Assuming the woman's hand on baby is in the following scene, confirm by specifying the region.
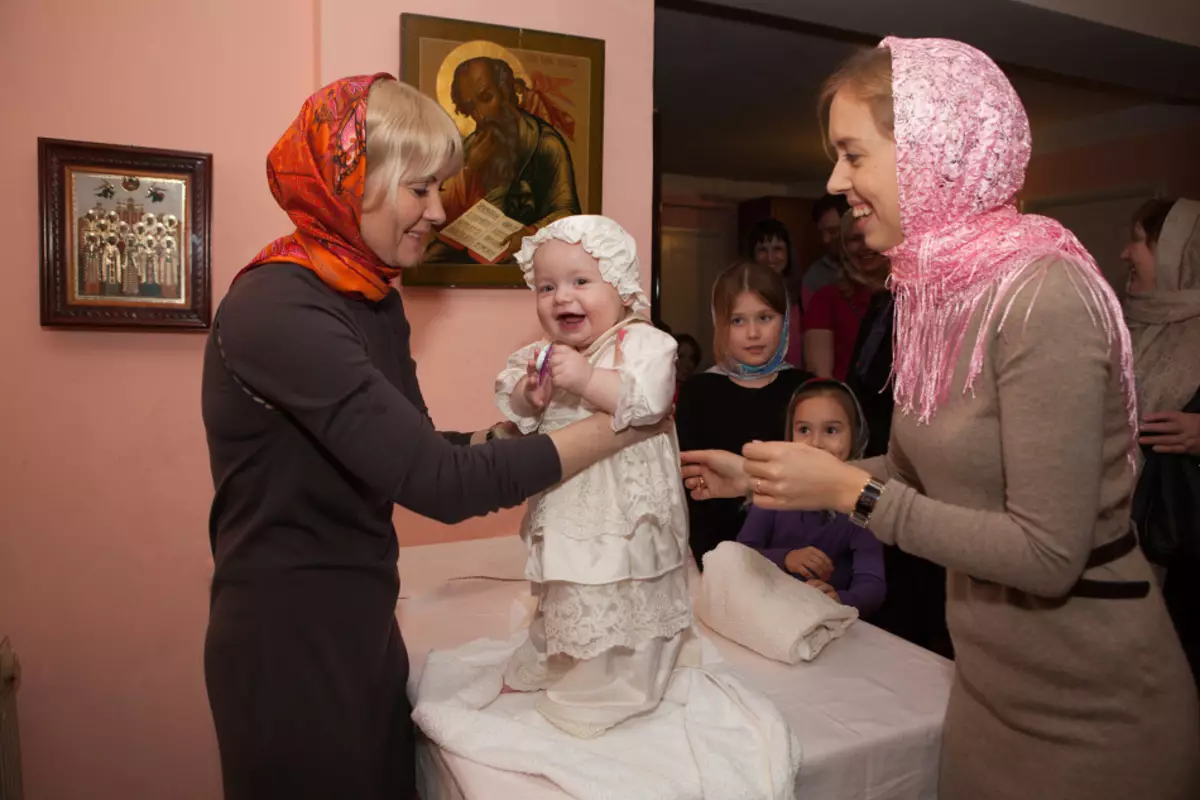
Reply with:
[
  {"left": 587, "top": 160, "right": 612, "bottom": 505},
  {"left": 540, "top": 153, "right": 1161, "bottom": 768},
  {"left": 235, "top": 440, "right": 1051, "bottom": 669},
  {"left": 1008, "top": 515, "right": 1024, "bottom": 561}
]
[
  {"left": 546, "top": 346, "right": 594, "bottom": 396},
  {"left": 784, "top": 547, "right": 834, "bottom": 581},
  {"left": 805, "top": 578, "right": 841, "bottom": 603},
  {"left": 523, "top": 359, "right": 554, "bottom": 409},
  {"left": 486, "top": 420, "right": 522, "bottom": 440}
]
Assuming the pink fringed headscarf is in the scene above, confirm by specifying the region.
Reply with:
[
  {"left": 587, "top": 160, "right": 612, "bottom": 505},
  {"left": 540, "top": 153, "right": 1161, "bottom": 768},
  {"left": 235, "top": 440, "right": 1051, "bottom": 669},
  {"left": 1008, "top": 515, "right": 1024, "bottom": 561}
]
[{"left": 881, "top": 37, "right": 1138, "bottom": 461}]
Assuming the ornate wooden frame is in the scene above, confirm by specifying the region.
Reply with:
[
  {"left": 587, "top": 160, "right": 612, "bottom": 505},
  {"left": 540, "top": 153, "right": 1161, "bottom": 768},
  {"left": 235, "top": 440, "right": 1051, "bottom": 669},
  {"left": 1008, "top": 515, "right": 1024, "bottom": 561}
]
[
  {"left": 38, "top": 138, "right": 213, "bottom": 329},
  {"left": 398, "top": 14, "right": 605, "bottom": 288}
]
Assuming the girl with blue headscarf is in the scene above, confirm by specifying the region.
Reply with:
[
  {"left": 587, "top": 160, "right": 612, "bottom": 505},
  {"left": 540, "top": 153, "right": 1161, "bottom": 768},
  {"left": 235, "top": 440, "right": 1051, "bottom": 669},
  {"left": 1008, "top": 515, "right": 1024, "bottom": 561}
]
[{"left": 676, "top": 260, "right": 813, "bottom": 565}]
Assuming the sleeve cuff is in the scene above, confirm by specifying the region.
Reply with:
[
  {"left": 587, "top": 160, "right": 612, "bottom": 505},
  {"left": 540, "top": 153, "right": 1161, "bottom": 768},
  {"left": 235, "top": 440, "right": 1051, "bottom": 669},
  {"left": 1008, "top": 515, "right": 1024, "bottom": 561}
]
[
  {"left": 611, "top": 370, "right": 669, "bottom": 431},
  {"left": 865, "top": 479, "right": 910, "bottom": 546},
  {"left": 494, "top": 391, "right": 543, "bottom": 435}
]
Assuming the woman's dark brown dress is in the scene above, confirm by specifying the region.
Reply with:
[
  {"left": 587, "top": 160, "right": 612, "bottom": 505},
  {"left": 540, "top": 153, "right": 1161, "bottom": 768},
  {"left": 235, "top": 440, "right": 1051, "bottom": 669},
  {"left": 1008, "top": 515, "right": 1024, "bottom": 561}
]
[{"left": 202, "top": 264, "right": 560, "bottom": 799}]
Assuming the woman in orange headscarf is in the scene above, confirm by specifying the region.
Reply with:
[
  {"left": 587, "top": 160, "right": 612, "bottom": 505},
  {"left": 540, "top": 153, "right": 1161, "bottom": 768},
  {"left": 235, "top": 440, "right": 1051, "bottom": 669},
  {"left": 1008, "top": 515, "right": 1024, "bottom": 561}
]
[{"left": 201, "top": 75, "right": 661, "bottom": 799}]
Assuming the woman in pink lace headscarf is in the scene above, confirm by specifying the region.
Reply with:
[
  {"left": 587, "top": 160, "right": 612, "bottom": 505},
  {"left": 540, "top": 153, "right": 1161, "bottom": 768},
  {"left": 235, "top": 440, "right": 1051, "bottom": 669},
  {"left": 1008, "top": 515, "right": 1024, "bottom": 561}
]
[{"left": 682, "top": 37, "right": 1199, "bottom": 799}]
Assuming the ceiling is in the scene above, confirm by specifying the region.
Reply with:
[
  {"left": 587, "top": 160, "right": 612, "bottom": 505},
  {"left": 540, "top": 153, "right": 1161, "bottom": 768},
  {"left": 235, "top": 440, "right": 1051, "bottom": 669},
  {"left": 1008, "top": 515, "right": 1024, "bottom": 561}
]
[
  {"left": 1012, "top": 0, "right": 1200, "bottom": 49},
  {"left": 655, "top": 0, "right": 1200, "bottom": 184}
]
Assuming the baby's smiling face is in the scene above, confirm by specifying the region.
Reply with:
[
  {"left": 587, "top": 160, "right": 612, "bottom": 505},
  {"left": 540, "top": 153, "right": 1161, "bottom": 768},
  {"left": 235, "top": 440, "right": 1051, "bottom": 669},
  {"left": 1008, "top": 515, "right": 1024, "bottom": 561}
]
[{"left": 532, "top": 240, "right": 625, "bottom": 349}]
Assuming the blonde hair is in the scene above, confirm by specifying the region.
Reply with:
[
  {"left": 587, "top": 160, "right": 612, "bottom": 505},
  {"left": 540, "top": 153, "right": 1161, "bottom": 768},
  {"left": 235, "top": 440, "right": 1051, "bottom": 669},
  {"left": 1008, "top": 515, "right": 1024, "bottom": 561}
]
[
  {"left": 819, "top": 46, "right": 895, "bottom": 146},
  {"left": 363, "top": 80, "right": 463, "bottom": 208},
  {"left": 710, "top": 260, "right": 789, "bottom": 366}
]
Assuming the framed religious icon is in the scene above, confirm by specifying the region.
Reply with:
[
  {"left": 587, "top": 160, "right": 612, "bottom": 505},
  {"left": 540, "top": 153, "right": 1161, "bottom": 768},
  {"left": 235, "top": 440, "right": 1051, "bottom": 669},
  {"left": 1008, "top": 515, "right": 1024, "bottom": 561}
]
[
  {"left": 399, "top": 14, "right": 605, "bottom": 287},
  {"left": 38, "top": 138, "right": 213, "bottom": 329}
]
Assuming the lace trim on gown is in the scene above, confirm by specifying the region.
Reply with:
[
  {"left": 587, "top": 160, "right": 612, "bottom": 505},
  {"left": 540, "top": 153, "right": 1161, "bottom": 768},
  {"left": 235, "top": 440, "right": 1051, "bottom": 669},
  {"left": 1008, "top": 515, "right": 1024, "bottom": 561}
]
[{"left": 539, "top": 568, "right": 692, "bottom": 660}]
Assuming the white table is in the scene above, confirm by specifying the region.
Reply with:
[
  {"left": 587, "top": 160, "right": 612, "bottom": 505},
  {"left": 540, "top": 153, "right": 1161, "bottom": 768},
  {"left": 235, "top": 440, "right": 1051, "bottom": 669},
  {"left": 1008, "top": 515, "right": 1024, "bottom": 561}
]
[{"left": 398, "top": 536, "right": 953, "bottom": 800}]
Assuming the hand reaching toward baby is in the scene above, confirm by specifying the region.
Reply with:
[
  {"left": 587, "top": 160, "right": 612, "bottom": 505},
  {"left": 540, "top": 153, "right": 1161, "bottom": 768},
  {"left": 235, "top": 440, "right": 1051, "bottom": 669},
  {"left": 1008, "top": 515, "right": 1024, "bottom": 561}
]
[{"left": 546, "top": 345, "right": 594, "bottom": 396}]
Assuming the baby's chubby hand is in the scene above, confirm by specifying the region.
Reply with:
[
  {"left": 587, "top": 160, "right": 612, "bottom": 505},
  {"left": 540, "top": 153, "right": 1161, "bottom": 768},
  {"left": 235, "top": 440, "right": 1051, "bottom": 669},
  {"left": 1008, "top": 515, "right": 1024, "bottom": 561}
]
[
  {"left": 546, "top": 346, "right": 594, "bottom": 396},
  {"left": 523, "top": 355, "right": 555, "bottom": 409}
]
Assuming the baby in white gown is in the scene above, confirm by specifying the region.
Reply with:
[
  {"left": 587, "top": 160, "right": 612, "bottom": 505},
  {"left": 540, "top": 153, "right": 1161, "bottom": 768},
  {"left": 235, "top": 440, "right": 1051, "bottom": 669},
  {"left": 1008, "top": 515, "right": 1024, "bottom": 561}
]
[{"left": 495, "top": 215, "right": 692, "bottom": 738}]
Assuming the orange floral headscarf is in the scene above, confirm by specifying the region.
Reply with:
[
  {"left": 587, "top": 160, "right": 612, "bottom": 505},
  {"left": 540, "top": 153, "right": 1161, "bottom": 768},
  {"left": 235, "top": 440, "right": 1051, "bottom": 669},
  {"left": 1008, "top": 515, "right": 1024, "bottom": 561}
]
[{"left": 236, "top": 73, "right": 398, "bottom": 300}]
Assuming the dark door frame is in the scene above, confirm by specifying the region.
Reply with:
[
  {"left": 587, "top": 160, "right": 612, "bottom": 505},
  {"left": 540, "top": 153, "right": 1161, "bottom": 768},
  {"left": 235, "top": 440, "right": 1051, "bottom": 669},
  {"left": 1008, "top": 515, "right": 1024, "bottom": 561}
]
[{"left": 650, "top": 108, "right": 663, "bottom": 326}]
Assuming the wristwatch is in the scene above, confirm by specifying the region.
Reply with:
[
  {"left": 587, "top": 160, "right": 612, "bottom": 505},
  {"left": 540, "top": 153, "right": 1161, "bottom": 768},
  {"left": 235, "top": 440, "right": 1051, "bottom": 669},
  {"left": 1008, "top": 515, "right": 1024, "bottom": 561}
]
[{"left": 849, "top": 478, "right": 886, "bottom": 528}]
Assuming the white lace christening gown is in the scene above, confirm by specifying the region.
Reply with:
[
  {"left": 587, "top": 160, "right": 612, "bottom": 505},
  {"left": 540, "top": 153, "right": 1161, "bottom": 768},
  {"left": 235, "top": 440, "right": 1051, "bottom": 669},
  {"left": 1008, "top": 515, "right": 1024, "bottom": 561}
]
[{"left": 494, "top": 317, "right": 693, "bottom": 738}]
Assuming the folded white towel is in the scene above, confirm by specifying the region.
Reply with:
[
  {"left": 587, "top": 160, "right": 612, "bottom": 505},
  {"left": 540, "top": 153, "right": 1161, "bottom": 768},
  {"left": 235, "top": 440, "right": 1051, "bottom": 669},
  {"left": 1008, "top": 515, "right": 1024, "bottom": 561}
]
[{"left": 696, "top": 542, "right": 858, "bottom": 664}]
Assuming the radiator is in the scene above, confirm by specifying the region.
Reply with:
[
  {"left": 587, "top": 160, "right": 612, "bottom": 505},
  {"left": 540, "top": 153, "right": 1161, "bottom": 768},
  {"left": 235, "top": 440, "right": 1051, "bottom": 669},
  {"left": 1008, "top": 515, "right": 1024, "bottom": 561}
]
[{"left": 0, "top": 638, "right": 22, "bottom": 800}]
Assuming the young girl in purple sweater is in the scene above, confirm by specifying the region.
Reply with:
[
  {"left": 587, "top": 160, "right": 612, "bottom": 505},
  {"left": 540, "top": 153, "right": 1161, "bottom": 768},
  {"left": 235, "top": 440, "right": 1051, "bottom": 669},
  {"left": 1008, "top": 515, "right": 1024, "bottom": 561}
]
[{"left": 736, "top": 379, "right": 886, "bottom": 616}]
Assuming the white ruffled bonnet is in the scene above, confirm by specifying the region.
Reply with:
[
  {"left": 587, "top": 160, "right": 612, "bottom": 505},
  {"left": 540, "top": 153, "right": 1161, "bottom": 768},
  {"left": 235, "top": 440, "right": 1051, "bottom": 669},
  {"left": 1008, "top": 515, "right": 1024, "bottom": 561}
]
[{"left": 513, "top": 215, "right": 650, "bottom": 316}]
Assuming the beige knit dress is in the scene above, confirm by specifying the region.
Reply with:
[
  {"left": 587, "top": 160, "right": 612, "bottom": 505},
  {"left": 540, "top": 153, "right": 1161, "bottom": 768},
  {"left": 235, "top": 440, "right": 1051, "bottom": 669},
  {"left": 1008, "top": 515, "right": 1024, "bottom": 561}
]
[{"left": 863, "top": 259, "right": 1200, "bottom": 800}]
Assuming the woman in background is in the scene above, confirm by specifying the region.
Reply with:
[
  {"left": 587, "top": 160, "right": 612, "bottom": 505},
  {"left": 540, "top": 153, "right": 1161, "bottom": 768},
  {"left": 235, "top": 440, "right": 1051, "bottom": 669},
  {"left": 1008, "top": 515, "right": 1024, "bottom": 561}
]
[
  {"left": 1122, "top": 197, "right": 1200, "bottom": 686},
  {"left": 804, "top": 212, "right": 890, "bottom": 380},
  {"left": 749, "top": 218, "right": 805, "bottom": 368},
  {"left": 1123, "top": 198, "right": 1200, "bottom": 458}
]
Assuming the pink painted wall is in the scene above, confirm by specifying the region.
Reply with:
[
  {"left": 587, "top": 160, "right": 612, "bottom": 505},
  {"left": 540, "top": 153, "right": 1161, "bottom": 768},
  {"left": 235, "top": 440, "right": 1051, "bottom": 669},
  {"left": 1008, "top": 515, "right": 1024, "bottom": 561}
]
[
  {"left": 0, "top": 2, "right": 313, "bottom": 798},
  {"left": 0, "top": 0, "right": 653, "bottom": 797}
]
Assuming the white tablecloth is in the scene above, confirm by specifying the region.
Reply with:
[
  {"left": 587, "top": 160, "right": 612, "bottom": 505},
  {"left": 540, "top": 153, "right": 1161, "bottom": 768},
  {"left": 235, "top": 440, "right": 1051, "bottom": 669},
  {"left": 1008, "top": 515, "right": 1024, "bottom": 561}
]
[{"left": 398, "top": 536, "right": 953, "bottom": 800}]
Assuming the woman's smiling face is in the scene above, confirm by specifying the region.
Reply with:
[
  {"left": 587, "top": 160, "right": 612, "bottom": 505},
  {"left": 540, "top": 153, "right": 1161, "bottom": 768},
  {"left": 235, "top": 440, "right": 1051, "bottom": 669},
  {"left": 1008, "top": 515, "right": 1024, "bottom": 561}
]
[{"left": 825, "top": 90, "right": 903, "bottom": 253}]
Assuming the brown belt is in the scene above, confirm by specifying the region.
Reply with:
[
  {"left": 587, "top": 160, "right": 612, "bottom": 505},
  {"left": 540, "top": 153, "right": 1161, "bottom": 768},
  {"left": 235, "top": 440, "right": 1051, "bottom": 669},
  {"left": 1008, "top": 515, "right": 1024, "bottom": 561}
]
[
  {"left": 1069, "top": 529, "right": 1150, "bottom": 600},
  {"left": 969, "top": 529, "right": 1150, "bottom": 600}
]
